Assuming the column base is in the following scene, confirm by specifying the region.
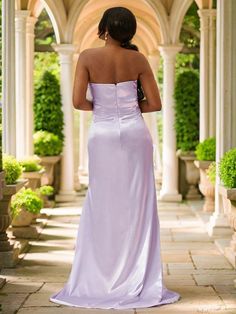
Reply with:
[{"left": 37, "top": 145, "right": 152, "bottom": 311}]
[
  {"left": 207, "top": 212, "right": 233, "bottom": 236},
  {"left": 55, "top": 190, "right": 77, "bottom": 202},
  {"left": 158, "top": 191, "right": 182, "bottom": 202},
  {"left": 0, "top": 277, "right": 6, "bottom": 288},
  {"left": 0, "top": 248, "right": 19, "bottom": 268},
  {"left": 225, "top": 246, "right": 236, "bottom": 268},
  {"left": 215, "top": 238, "right": 236, "bottom": 268}
]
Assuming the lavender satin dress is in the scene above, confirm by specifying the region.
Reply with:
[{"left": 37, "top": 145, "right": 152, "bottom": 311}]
[{"left": 49, "top": 79, "right": 180, "bottom": 309}]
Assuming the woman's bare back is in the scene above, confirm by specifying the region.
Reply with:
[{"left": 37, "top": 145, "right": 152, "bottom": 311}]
[
  {"left": 84, "top": 46, "right": 142, "bottom": 84},
  {"left": 73, "top": 46, "right": 162, "bottom": 112}
]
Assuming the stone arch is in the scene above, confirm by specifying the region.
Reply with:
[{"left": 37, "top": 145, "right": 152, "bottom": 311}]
[
  {"left": 73, "top": 15, "right": 159, "bottom": 55},
  {"left": 66, "top": 0, "right": 169, "bottom": 44},
  {"left": 26, "top": 0, "right": 67, "bottom": 43},
  {"left": 169, "top": 0, "right": 194, "bottom": 44},
  {"left": 77, "top": 23, "right": 150, "bottom": 55}
]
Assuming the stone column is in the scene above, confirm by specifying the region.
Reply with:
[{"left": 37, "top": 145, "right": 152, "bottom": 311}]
[
  {"left": 15, "top": 10, "right": 30, "bottom": 159},
  {"left": 2, "top": 0, "right": 16, "bottom": 156},
  {"left": 1, "top": 0, "right": 15, "bottom": 287},
  {"left": 26, "top": 16, "right": 37, "bottom": 156},
  {"left": 146, "top": 52, "right": 162, "bottom": 179},
  {"left": 52, "top": 44, "right": 77, "bottom": 202},
  {"left": 207, "top": 0, "right": 236, "bottom": 236},
  {"left": 198, "top": 9, "right": 217, "bottom": 141},
  {"left": 158, "top": 45, "right": 182, "bottom": 202}
]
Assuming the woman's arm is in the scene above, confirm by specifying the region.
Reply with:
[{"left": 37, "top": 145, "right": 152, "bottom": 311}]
[
  {"left": 137, "top": 53, "right": 162, "bottom": 113},
  {"left": 72, "top": 50, "right": 93, "bottom": 111}
]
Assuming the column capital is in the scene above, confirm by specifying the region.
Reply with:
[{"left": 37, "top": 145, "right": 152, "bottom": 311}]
[
  {"left": 26, "top": 16, "right": 38, "bottom": 35},
  {"left": 158, "top": 44, "right": 183, "bottom": 59},
  {"left": 198, "top": 8, "right": 217, "bottom": 18},
  {"left": 15, "top": 10, "right": 31, "bottom": 19},
  {"left": 52, "top": 43, "right": 76, "bottom": 55},
  {"left": 147, "top": 50, "right": 160, "bottom": 58}
]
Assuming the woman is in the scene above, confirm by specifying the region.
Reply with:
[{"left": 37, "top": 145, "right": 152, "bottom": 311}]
[{"left": 50, "top": 6, "right": 180, "bottom": 309}]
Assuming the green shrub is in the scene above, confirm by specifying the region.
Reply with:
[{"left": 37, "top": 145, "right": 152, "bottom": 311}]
[
  {"left": 39, "top": 185, "right": 54, "bottom": 196},
  {"left": 206, "top": 161, "right": 216, "bottom": 185},
  {"left": 10, "top": 187, "right": 43, "bottom": 218},
  {"left": 34, "top": 70, "right": 64, "bottom": 142},
  {"left": 195, "top": 137, "right": 216, "bottom": 161},
  {"left": 19, "top": 157, "right": 43, "bottom": 172},
  {"left": 174, "top": 70, "right": 199, "bottom": 152},
  {"left": 33, "top": 130, "right": 63, "bottom": 156},
  {"left": 3, "top": 154, "right": 22, "bottom": 184},
  {"left": 219, "top": 148, "right": 236, "bottom": 188}
]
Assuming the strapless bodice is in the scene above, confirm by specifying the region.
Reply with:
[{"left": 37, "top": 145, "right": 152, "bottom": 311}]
[{"left": 89, "top": 79, "right": 142, "bottom": 122}]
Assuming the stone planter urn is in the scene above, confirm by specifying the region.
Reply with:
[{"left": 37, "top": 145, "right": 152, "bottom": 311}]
[
  {"left": 0, "top": 178, "right": 28, "bottom": 267},
  {"left": 11, "top": 208, "right": 35, "bottom": 227},
  {"left": 177, "top": 150, "right": 201, "bottom": 199},
  {"left": 21, "top": 168, "right": 45, "bottom": 190},
  {"left": 38, "top": 155, "right": 61, "bottom": 186},
  {"left": 41, "top": 194, "right": 55, "bottom": 208},
  {"left": 194, "top": 160, "right": 215, "bottom": 212},
  {"left": 219, "top": 185, "right": 236, "bottom": 267}
]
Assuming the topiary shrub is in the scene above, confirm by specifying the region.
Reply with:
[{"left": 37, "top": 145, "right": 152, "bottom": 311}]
[
  {"left": 219, "top": 148, "right": 236, "bottom": 188},
  {"left": 3, "top": 154, "right": 22, "bottom": 185},
  {"left": 19, "top": 157, "right": 43, "bottom": 172},
  {"left": 39, "top": 185, "right": 54, "bottom": 196},
  {"left": 10, "top": 187, "right": 43, "bottom": 218},
  {"left": 195, "top": 137, "right": 216, "bottom": 161},
  {"left": 34, "top": 70, "right": 64, "bottom": 142},
  {"left": 174, "top": 70, "right": 199, "bottom": 152},
  {"left": 206, "top": 161, "right": 216, "bottom": 185},
  {"left": 33, "top": 130, "right": 63, "bottom": 156}
]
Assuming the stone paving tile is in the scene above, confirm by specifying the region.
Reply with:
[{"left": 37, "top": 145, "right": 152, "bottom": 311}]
[
  {"left": 23, "top": 293, "right": 59, "bottom": 307},
  {"left": 167, "top": 262, "right": 195, "bottom": 270},
  {"left": 1, "top": 199, "right": 236, "bottom": 314},
  {"left": 192, "top": 255, "right": 234, "bottom": 269},
  {"left": 0, "top": 293, "right": 28, "bottom": 314},
  {"left": 214, "top": 285, "right": 236, "bottom": 294},
  {"left": 162, "top": 253, "right": 191, "bottom": 263},
  {"left": 163, "top": 274, "right": 196, "bottom": 286},
  {"left": 37, "top": 282, "right": 64, "bottom": 294},
  {"left": 162, "top": 241, "right": 217, "bottom": 250},
  {"left": 18, "top": 307, "right": 135, "bottom": 313},
  {"left": 160, "top": 235, "right": 173, "bottom": 241},
  {"left": 219, "top": 294, "right": 236, "bottom": 309},
  {"left": 171, "top": 227, "right": 205, "bottom": 233},
  {"left": 136, "top": 296, "right": 226, "bottom": 313},
  {"left": 0, "top": 281, "right": 43, "bottom": 293},
  {"left": 172, "top": 233, "right": 212, "bottom": 242},
  {"left": 190, "top": 249, "right": 222, "bottom": 255},
  {"left": 1, "top": 265, "right": 70, "bottom": 283},
  {"left": 194, "top": 274, "right": 236, "bottom": 285}
]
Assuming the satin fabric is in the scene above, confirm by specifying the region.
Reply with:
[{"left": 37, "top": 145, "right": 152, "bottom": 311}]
[{"left": 49, "top": 79, "right": 180, "bottom": 309}]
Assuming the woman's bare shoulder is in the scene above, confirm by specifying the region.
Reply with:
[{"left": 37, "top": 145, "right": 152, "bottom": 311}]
[
  {"left": 80, "top": 47, "right": 143, "bottom": 57},
  {"left": 78, "top": 47, "right": 147, "bottom": 70}
]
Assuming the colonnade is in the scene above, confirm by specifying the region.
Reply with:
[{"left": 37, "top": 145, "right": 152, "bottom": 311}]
[
  {"left": 208, "top": 0, "right": 236, "bottom": 236},
  {"left": 2, "top": 0, "right": 236, "bottom": 213}
]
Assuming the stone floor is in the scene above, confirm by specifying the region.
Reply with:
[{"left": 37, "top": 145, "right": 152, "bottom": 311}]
[{"left": 0, "top": 189, "right": 236, "bottom": 314}]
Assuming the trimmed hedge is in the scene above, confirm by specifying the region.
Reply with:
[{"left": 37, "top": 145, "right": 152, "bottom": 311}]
[
  {"left": 34, "top": 71, "right": 64, "bottom": 142},
  {"left": 33, "top": 130, "right": 63, "bottom": 156},
  {"left": 195, "top": 137, "right": 216, "bottom": 161},
  {"left": 174, "top": 70, "right": 199, "bottom": 152},
  {"left": 219, "top": 148, "right": 236, "bottom": 188}
]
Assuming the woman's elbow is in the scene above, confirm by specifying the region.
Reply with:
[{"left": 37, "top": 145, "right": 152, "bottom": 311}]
[{"left": 73, "top": 96, "right": 82, "bottom": 110}]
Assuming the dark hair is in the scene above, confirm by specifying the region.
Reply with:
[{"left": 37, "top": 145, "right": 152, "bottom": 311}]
[{"left": 98, "top": 7, "right": 145, "bottom": 101}]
